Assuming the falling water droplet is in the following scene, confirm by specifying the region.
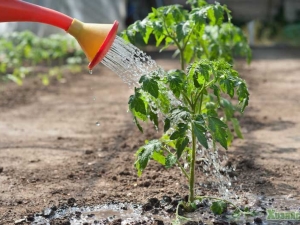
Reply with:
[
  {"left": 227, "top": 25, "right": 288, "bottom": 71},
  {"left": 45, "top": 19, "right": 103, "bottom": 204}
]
[
  {"left": 89, "top": 70, "right": 93, "bottom": 75},
  {"left": 96, "top": 121, "right": 100, "bottom": 126}
]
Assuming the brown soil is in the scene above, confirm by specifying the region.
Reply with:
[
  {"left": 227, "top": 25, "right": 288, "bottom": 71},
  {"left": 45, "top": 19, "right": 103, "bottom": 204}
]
[{"left": 0, "top": 48, "right": 300, "bottom": 224}]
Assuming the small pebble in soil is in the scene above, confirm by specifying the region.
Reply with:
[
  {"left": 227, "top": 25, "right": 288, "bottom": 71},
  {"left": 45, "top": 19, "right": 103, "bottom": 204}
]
[
  {"left": 14, "top": 218, "right": 26, "bottom": 225},
  {"left": 43, "top": 207, "right": 54, "bottom": 218},
  {"left": 0, "top": 166, "right": 3, "bottom": 173}
]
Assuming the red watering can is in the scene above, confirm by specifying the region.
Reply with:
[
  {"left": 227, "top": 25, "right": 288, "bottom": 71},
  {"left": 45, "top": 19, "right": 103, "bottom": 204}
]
[{"left": 0, "top": 0, "right": 119, "bottom": 70}]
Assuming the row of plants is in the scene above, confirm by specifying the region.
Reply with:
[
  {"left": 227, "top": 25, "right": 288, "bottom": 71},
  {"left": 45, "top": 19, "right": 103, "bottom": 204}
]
[
  {"left": 0, "top": 31, "right": 85, "bottom": 85},
  {"left": 122, "top": 0, "right": 253, "bottom": 222}
]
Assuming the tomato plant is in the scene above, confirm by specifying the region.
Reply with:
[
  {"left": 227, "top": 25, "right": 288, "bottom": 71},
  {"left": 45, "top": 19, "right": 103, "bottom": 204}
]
[
  {"left": 122, "top": 0, "right": 252, "bottom": 218},
  {"left": 0, "top": 31, "right": 85, "bottom": 85}
]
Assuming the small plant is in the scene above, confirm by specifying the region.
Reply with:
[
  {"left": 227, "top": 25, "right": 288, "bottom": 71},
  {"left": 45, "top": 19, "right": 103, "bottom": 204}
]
[
  {"left": 122, "top": 0, "right": 252, "bottom": 219},
  {"left": 0, "top": 31, "right": 85, "bottom": 85}
]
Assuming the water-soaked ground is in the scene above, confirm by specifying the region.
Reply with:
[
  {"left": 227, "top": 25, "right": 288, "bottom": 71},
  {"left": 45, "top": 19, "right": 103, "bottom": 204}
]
[
  {"left": 1, "top": 48, "right": 300, "bottom": 224},
  {"left": 19, "top": 194, "right": 300, "bottom": 224}
]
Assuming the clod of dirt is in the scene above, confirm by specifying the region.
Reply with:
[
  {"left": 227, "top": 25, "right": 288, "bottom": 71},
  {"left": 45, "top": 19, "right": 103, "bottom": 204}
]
[
  {"left": 154, "top": 220, "right": 164, "bottom": 225},
  {"left": 184, "top": 221, "right": 203, "bottom": 225},
  {"left": 0, "top": 166, "right": 3, "bottom": 173},
  {"left": 148, "top": 197, "right": 160, "bottom": 208},
  {"left": 67, "top": 197, "right": 76, "bottom": 206},
  {"left": 162, "top": 195, "right": 172, "bottom": 204},
  {"left": 142, "top": 202, "right": 153, "bottom": 211},
  {"left": 49, "top": 218, "right": 70, "bottom": 225},
  {"left": 26, "top": 215, "right": 34, "bottom": 222},
  {"left": 254, "top": 217, "right": 263, "bottom": 224},
  {"left": 84, "top": 150, "right": 94, "bottom": 155},
  {"left": 109, "top": 218, "right": 122, "bottom": 225}
]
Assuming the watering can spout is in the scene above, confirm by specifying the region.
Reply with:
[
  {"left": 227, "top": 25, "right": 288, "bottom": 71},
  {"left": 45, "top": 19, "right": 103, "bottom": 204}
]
[
  {"left": 67, "top": 19, "right": 119, "bottom": 70},
  {"left": 0, "top": 0, "right": 119, "bottom": 70}
]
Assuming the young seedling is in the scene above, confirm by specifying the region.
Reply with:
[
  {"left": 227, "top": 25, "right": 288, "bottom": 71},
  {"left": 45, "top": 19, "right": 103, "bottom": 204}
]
[{"left": 122, "top": 0, "right": 252, "bottom": 219}]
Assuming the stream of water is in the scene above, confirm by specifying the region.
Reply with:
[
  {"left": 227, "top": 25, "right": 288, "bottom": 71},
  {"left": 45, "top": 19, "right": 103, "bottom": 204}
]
[{"left": 101, "top": 36, "right": 160, "bottom": 87}]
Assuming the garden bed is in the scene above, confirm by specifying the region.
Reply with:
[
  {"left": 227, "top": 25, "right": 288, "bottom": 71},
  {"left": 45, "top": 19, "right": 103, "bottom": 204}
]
[{"left": 0, "top": 48, "right": 300, "bottom": 224}]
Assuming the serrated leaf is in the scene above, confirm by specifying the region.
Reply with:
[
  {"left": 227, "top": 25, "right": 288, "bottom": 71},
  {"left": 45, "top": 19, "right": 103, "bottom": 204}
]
[
  {"left": 128, "top": 92, "right": 147, "bottom": 121},
  {"left": 220, "top": 77, "right": 234, "bottom": 98},
  {"left": 231, "top": 118, "right": 243, "bottom": 139},
  {"left": 140, "top": 75, "right": 159, "bottom": 98},
  {"left": 169, "top": 107, "right": 191, "bottom": 124},
  {"left": 166, "top": 154, "right": 177, "bottom": 168},
  {"left": 210, "top": 201, "right": 227, "bottom": 215},
  {"left": 135, "top": 140, "right": 162, "bottom": 176},
  {"left": 176, "top": 21, "right": 191, "bottom": 42},
  {"left": 176, "top": 137, "right": 189, "bottom": 159},
  {"left": 207, "top": 4, "right": 224, "bottom": 25},
  {"left": 208, "top": 117, "right": 228, "bottom": 149},
  {"left": 193, "top": 121, "right": 208, "bottom": 149},
  {"left": 167, "top": 70, "right": 185, "bottom": 98}
]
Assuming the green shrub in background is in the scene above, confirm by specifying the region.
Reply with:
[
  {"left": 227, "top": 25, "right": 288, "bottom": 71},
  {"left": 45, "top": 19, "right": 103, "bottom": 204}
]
[{"left": 0, "top": 31, "right": 85, "bottom": 85}]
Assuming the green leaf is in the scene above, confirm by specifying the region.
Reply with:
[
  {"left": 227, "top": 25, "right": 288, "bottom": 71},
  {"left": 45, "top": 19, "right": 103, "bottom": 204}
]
[
  {"left": 220, "top": 77, "right": 234, "bottom": 98},
  {"left": 170, "top": 123, "right": 188, "bottom": 140},
  {"left": 140, "top": 75, "right": 159, "bottom": 98},
  {"left": 166, "top": 154, "right": 177, "bottom": 168},
  {"left": 207, "top": 3, "right": 224, "bottom": 25},
  {"left": 231, "top": 118, "right": 243, "bottom": 139},
  {"left": 193, "top": 121, "right": 208, "bottom": 149},
  {"left": 237, "top": 82, "right": 249, "bottom": 112},
  {"left": 133, "top": 116, "right": 143, "bottom": 133},
  {"left": 208, "top": 117, "right": 228, "bottom": 149},
  {"left": 210, "top": 201, "right": 227, "bottom": 215},
  {"left": 211, "top": 85, "right": 221, "bottom": 104},
  {"left": 136, "top": 19, "right": 153, "bottom": 44},
  {"left": 128, "top": 92, "right": 147, "bottom": 121},
  {"left": 164, "top": 118, "right": 171, "bottom": 132},
  {"left": 167, "top": 70, "right": 185, "bottom": 98},
  {"left": 176, "top": 21, "right": 192, "bottom": 42},
  {"left": 149, "top": 110, "right": 159, "bottom": 129},
  {"left": 152, "top": 151, "right": 166, "bottom": 165},
  {"left": 169, "top": 107, "right": 191, "bottom": 124},
  {"left": 220, "top": 98, "right": 234, "bottom": 120},
  {"left": 176, "top": 137, "right": 189, "bottom": 159},
  {"left": 135, "top": 140, "right": 162, "bottom": 176}
]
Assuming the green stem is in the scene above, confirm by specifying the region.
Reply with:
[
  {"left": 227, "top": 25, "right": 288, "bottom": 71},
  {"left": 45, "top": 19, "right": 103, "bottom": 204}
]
[
  {"left": 189, "top": 127, "right": 197, "bottom": 203},
  {"left": 181, "top": 92, "right": 193, "bottom": 108}
]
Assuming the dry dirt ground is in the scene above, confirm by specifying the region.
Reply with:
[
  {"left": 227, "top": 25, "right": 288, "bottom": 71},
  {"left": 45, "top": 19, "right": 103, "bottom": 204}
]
[{"left": 0, "top": 48, "right": 300, "bottom": 224}]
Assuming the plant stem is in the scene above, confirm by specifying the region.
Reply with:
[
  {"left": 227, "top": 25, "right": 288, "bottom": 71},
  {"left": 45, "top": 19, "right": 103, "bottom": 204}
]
[
  {"left": 189, "top": 127, "right": 197, "bottom": 203},
  {"left": 180, "top": 50, "right": 185, "bottom": 70}
]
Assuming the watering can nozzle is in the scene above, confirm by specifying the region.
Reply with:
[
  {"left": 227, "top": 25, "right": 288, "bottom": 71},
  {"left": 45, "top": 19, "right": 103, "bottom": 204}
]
[
  {"left": 67, "top": 19, "right": 119, "bottom": 70},
  {"left": 0, "top": 0, "right": 119, "bottom": 70}
]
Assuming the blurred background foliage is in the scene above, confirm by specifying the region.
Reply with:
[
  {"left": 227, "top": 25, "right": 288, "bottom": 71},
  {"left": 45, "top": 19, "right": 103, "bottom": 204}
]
[{"left": 1, "top": 0, "right": 300, "bottom": 85}]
